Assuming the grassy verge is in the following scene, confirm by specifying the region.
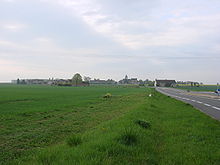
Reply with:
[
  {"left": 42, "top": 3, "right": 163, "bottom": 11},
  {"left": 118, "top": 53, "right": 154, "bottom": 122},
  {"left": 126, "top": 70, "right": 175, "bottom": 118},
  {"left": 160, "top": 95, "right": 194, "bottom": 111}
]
[{"left": 15, "top": 88, "right": 220, "bottom": 165}]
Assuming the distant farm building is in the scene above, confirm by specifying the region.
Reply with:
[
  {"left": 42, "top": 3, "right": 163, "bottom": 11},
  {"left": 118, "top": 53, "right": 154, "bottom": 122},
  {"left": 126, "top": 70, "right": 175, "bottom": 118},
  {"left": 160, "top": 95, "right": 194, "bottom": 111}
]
[
  {"left": 155, "top": 79, "right": 176, "bottom": 87},
  {"left": 118, "top": 75, "right": 139, "bottom": 85},
  {"left": 13, "top": 79, "right": 54, "bottom": 85},
  {"left": 89, "top": 79, "right": 117, "bottom": 85}
]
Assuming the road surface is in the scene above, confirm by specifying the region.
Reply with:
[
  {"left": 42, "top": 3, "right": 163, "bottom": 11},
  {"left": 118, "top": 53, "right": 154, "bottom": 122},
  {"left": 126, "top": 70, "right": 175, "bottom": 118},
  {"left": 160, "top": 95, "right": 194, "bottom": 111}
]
[{"left": 156, "top": 87, "right": 220, "bottom": 121}]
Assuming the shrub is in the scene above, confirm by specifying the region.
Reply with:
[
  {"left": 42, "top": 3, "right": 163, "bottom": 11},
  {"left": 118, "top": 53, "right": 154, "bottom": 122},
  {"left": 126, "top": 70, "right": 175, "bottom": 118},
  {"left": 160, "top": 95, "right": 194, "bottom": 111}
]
[
  {"left": 103, "top": 93, "right": 112, "bottom": 98},
  {"left": 118, "top": 128, "right": 138, "bottom": 146},
  {"left": 66, "top": 135, "right": 82, "bottom": 147},
  {"left": 135, "top": 120, "right": 151, "bottom": 129},
  {"left": 150, "top": 104, "right": 156, "bottom": 108},
  {"left": 185, "top": 103, "right": 192, "bottom": 107}
]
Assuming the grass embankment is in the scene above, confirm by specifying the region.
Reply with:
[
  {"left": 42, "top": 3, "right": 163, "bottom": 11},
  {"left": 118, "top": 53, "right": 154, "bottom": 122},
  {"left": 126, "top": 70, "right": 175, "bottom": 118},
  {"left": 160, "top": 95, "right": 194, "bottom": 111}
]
[
  {"left": 0, "top": 85, "right": 147, "bottom": 164},
  {"left": 175, "top": 85, "right": 218, "bottom": 92},
  {"left": 17, "top": 88, "right": 220, "bottom": 164},
  {"left": 0, "top": 85, "right": 219, "bottom": 165}
]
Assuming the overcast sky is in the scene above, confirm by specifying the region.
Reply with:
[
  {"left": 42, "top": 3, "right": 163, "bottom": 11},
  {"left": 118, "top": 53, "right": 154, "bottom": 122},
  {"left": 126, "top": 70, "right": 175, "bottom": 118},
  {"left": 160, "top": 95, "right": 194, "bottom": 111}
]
[{"left": 0, "top": 0, "right": 219, "bottom": 84}]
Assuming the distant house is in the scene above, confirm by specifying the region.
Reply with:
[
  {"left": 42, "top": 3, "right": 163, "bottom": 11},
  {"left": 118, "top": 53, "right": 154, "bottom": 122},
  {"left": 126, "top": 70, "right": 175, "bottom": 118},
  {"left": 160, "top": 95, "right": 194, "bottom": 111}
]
[
  {"left": 155, "top": 79, "right": 176, "bottom": 87},
  {"left": 176, "top": 81, "right": 201, "bottom": 86},
  {"left": 12, "top": 79, "right": 54, "bottom": 85},
  {"left": 53, "top": 79, "right": 71, "bottom": 86},
  {"left": 81, "top": 81, "right": 90, "bottom": 86},
  {"left": 25, "top": 79, "right": 52, "bottom": 85},
  {"left": 11, "top": 80, "right": 17, "bottom": 84},
  {"left": 130, "top": 78, "right": 138, "bottom": 84},
  {"left": 119, "top": 75, "right": 139, "bottom": 85},
  {"left": 89, "top": 79, "right": 117, "bottom": 85}
]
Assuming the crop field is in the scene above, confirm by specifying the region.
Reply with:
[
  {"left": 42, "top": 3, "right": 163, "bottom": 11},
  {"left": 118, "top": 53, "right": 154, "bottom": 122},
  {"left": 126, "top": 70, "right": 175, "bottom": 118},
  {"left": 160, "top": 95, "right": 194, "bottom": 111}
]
[
  {"left": 0, "top": 85, "right": 219, "bottom": 165},
  {"left": 175, "top": 85, "right": 218, "bottom": 92}
]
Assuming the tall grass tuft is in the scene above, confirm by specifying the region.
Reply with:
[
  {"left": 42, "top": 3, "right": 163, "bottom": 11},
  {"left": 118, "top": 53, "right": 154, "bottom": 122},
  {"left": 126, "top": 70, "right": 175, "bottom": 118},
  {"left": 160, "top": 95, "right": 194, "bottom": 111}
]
[
  {"left": 135, "top": 119, "right": 151, "bottom": 129},
  {"left": 118, "top": 128, "right": 138, "bottom": 146},
  {"left": 66, "top": 134, "right": 82, "bottom": 147},
  {"left": 37, "top": 149, "right": 59, "bottom": 165}
]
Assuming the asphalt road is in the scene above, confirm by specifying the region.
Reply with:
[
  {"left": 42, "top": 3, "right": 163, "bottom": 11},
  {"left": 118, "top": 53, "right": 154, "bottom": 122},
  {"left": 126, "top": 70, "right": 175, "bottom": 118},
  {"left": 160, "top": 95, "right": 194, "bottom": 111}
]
[{"left": 156, "top": 87, "right": 220, "bottom": 121}]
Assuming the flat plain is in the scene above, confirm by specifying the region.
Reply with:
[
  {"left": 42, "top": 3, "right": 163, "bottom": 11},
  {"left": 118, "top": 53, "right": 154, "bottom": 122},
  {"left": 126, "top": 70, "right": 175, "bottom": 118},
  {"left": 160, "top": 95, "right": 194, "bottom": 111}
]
[{"left": 0, "top": 85, "right": 219, "bottom": 165}]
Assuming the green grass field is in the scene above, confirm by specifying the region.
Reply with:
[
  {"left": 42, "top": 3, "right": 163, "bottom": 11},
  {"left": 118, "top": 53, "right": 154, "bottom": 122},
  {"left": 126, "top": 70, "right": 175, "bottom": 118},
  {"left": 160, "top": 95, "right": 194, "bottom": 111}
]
[
  {"left": 175, "top": 85, "right": 218, "bottom": 92},
  {"left": 0, "top": 85, "right": 219, "bottom": 165}
]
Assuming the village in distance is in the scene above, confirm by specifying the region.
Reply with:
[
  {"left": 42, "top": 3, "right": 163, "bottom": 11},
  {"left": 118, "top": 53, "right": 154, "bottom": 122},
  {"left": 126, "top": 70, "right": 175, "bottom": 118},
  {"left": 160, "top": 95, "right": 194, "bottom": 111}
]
[{"left": 11, "top": 73, "right": 203, "bottom": 87}]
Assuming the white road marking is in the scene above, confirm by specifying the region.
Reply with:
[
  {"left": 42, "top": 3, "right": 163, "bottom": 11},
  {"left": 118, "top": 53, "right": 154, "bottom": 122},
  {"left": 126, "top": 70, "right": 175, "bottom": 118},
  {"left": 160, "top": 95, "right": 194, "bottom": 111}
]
[
  {"left": 212, "top": 106, "right": 220, "bottom": 111},
  {"left": 158, "top": 89, "right": 220, "bottom": 112},
  {"left": 204, "top": 103, "right": 211, "bottom": 107}
]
